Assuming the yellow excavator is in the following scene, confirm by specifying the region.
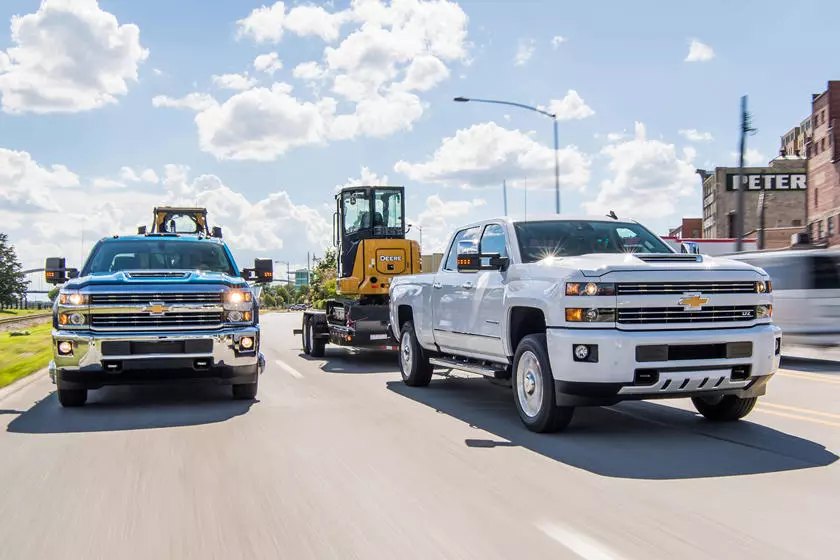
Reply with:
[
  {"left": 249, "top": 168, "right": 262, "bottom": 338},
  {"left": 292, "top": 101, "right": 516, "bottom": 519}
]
[
  {"left": 295, "top": 186, "right": 421, "bottom": 357},
  {"left": 137, "top": 206, "right": 224, "bottom": 238}
]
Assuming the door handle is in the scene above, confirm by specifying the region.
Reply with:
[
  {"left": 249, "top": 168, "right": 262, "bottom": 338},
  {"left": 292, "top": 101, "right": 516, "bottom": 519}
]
[
  {"left": 461, "top": 282, "right": 473, "bottom": 289},
  {"left": 433, "top": 281, "right": 443, "bottom": 289}
]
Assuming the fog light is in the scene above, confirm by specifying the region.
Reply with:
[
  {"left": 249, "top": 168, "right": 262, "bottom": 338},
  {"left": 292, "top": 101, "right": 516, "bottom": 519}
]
[
  {"left": 240, "top": 336, "right": 254, "bottom": 350},
  {"left": 574, "top": 344, "right": 589, "bottom": 361},
  {"left": 57, "top": 341, "right": 73, "bottom": 355},
  {"left": 228, "top": 310, "right": 244, "bottom": 322},
  {"left": 69, "top": 313, "right": 84, "bottom": 326}
]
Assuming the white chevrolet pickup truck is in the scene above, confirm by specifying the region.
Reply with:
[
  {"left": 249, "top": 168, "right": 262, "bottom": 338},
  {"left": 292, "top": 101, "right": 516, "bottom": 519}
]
[{"left": 389, "top": 216, "right": 781, "bottom": 433}]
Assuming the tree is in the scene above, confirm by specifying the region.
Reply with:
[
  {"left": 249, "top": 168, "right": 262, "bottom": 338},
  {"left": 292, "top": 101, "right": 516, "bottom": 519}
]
[
  {"left": 0, "top": 233, "right": 29, "bottom": 308},
  {"left": 309, "top": 249, "right": 337, "bottom": 309},
  {"left": 48, "top": 287, "right": 60, "bottom": 302}
]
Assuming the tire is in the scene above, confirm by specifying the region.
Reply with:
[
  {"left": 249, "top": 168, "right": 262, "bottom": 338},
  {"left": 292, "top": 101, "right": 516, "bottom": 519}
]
[
  {"left": 301, "top": 316, "right": 312, "bottom": 355},
  {"left": 399, "top": 322, "right": 433, "bottom": 387},
  {"left": 57, "top": 387, "right": 87, "bottom": 407},
  {"left": 692, "top": 395, "right": 757, "bottom": 421},
  {"left": 310, "top": 318, "right": 326, "bottom": 358},
  {"left": 512, "top": 334, "right": 574, "bottom": 433},
  {"left": 232, "top": 376, "right": 259, "bottom": 400}
]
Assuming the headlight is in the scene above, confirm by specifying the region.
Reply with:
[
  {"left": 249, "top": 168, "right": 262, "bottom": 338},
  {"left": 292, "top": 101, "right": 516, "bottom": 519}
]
[
  {"left": 756, "top": 305, "right": 773, "bottom": 319},
  {"left": 565, "top": 282, "right": 615, "bottom": 296},
  {"left": 756, "top": 281, "right": 772, "bottom": 294},
  {"left": 58, "top": 291, "right": 87, "bottom": 305},
  {"left": 59, "top": 312, "right": 87, "bottom": 327},
  {"left": 225, "top": 290, "right": 252, "bottom": 304},
  {"left": 565, "top": 308, "right": 616, "bottom": 322}
]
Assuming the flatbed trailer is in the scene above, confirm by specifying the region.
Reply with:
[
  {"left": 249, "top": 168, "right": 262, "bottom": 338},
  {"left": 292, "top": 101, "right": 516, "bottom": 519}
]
[{"left": 294, "top": 300, "right": 398, "bottom": 357}]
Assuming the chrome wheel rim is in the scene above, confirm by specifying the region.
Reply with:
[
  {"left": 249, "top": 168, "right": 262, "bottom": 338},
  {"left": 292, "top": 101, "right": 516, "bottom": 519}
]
[
  {"left": 401, "top": 332, "right": 413, "bottom": 374},
  {"left": 308, "top": 322, "right": 315, "bottom": 351},
  {"left": 516, "top": 350, "right": 543, "bottom": 418}
]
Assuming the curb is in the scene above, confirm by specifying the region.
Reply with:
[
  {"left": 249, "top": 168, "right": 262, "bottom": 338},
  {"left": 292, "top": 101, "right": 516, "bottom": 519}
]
[
  {"left": 0, "top": 367, "right": 49, "bottom": 404},
  {"left": 780, "top": 354, "right": 840, "bottom": 367}
]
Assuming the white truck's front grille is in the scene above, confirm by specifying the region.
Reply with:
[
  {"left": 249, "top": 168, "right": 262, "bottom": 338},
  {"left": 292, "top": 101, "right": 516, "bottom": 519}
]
[
  {"left": 617, "top": 306, "right": 757, "bottom": 324},
  {"left": 616, "top": 282, "right": 757, "bottom": 295}
]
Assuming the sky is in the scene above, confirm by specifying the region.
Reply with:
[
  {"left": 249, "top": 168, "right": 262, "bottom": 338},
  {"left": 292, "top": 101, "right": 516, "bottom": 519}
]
[{"left": 1, "top": 0, "right": 839, "bottom": 277}]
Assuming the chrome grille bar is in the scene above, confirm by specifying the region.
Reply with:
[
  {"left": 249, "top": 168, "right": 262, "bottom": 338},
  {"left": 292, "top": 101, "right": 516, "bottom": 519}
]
[
  {"left": 616, "top": 282, "right": 756, "bottom": 295},
  {"left": 89, "top": 293, "right": 223, "bottom": 305},
  {"left": 617, "top": 306, "right": 756, "bottom": 324}
]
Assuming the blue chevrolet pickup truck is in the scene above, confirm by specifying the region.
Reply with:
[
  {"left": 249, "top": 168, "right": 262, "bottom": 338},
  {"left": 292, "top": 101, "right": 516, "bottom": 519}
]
[{"left": 45, "top": 209, "right": 273, "bottom": 407}]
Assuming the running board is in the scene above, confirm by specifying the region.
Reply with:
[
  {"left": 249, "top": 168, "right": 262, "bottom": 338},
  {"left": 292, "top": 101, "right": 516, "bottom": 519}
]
[{"left": 429, "top": 357, "right": 508, "bottom": 379}]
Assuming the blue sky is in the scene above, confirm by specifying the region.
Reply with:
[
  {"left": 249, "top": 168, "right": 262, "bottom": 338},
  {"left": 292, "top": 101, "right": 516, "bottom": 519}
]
[{"left": 1, "top": 0, "right": 838, "bottom": 273}]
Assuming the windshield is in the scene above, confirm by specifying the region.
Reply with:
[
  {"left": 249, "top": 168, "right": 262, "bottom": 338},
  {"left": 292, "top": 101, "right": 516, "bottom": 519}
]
[
  {"left": 514, "top": 220, "right": 673, "bottom": 263},
  {"left": 342, "top": 190, "right": 371, "bottom": 235},
  {"left": 83, "top": 240, "right": 236, "bottom": 275}
]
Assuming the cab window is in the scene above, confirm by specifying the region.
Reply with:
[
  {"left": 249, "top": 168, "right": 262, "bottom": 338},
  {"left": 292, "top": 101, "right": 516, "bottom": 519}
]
[{"left": 444, "top": 227, "right": 480, "bottom": 271}]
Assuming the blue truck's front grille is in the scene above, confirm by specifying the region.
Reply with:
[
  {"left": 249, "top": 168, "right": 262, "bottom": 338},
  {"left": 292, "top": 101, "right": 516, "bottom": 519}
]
[
  {"left": 90, "top": 312, "right": 223, "bottom": 330},
  {"left": 89, "top": 293, "right": 223, "bottom": 305}
]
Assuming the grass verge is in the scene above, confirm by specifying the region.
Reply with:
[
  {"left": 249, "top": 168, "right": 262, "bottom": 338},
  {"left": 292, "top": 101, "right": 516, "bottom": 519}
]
[
  {"left": 0, "top": 309, "right": 49, "bottom": 318},
  {"left": 0, "top": 323, "right": 52, "bottom": 388}
]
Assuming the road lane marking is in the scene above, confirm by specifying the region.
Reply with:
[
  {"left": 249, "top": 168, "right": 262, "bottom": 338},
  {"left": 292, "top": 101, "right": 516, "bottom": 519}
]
[
  {"left": 761, "top": 402, "right": 840, "bottom": 420},
  {"left": 755, "top": 407, "right": 840, "bottom": 428},
  {"left": 537, "top": 522, "right": 625, "bottom": 560},
  {"left": 275, "top": 359, "right": 303, "bottom": 379},
  {"left": 777, "top": 372, "right": 840, "bottom": 385}
]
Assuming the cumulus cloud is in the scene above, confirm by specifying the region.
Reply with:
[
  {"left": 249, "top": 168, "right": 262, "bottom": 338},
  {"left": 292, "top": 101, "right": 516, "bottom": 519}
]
[
  {"left": 254, "top": 52, "right": 283, "bottom": 75},
  {"left": 212, "top": 72, "right": 258, "bottom": 91},
  {"left": 546, "top": 90, "right": 595, "bottom": 121},
  {"left": 411, "top": 195, "right": 487, "bottom": 253},
  {"left": 120, "top": 166, "right": 159, "bottom": 183},
  {"left": 0, "top": 148, "right": 79, "bottom": 213},
  {"left": 152, "top": 93, "right": 218, "bottom": 111},
  {"left": 583, "top": 122, "right": 697, "bottom": 219},
  {"left": 730, "top": 148, "right": 766, "bottom": 166},
  {"left": 551, "top": 36, "right": 566, "bottom": 49},
  {"left": 685, "top": 39, "right": 714, "bottom": 62},
  {"left": 679, "top": 129, "right": 714, "bottom": 142},
  {"left": 0, "top": 0, "right": 149, "bottom": 114},
  {"left": 158, "top": 0, "right": 469, "bottom": 161},
  {"left": 92, "top": 178, "right": 126, "bottom": 189},
  {"left": 515, "top": 39, "right": 536, "bottom": 66},
  {"left": 394, "top": 122, "right": 590, "bottom": 191}
]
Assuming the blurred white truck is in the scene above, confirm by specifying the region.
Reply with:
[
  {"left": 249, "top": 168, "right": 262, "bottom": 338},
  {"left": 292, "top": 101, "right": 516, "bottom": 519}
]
[{"left": 389, "top": 216, "right": 781, "bottom": 433}]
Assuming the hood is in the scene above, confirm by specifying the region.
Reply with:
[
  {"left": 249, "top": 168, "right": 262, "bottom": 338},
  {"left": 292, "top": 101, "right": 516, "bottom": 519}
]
[
  {"left": 529, "top": 253, "right": 763, "bottom": 278},
  {"left": 64, "top": 270, "right": 248, "bottom": 290}
]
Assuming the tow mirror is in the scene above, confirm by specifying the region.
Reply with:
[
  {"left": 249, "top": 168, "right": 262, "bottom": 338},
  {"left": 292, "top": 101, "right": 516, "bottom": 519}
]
[
  {"left": 254, "top": 258, "right": 273, "bottom": 283},
  {"left": 212, "top": 226, "right": 223, "bottom": 238},
  {"left": 45, "top": 257, "right": 78, "bottom": 284},
  {"left": 681, "top": 241, "right": 700, "bottom": 254}
]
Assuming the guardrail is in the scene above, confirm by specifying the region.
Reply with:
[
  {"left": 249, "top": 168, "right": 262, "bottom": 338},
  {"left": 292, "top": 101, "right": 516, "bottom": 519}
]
[{"left": 0, "top": 313, "right": 52, "bottom": 327}]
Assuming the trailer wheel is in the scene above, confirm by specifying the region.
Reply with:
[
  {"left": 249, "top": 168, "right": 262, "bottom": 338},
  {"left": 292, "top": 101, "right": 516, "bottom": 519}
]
[
  {"left": 301, "top": 315, "right": 312, "bottom": 355},
  {"left": 310, "top": 318, "right": 326, "bottom": 358},
  {"left": 399, "top": 322, "right": 433, "bottom": 386}
]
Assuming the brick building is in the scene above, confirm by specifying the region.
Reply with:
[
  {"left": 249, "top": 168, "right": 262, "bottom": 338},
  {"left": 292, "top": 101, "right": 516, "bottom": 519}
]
[
  {"left": 667, "top": 218, "right": 703, "bottom": 239},
  {"left": 698, "top": 157, "right": 807, "bottom": 240},
  {"left": 806, "top": 81, "right": 840, "bottom": 244}
]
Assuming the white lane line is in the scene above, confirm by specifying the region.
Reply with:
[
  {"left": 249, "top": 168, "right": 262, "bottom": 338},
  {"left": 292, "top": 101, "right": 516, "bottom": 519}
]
[
  {"left": 275, "top": 359, "right": 304, "bottom": 379},
  {"left": 537, "top": 522, "right": 625, "bottom": 560}
]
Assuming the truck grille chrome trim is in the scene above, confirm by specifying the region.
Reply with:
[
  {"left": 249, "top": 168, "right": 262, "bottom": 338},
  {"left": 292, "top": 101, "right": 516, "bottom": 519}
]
[
  {"left": 90, "top": 312, "right": 224, "bottom": 330},
  {"left": 617, "top": 306, "right": 756, "bottom": 324},
  {"left": 90, "top": 293, "right": 223, "bottom": 305},
  {"left": 616, "top": 282, "right": 757, "bottom": 295}
]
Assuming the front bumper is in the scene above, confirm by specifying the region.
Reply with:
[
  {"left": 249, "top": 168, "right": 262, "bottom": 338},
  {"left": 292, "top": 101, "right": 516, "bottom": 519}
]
[
  {"left": 50, "top": 327, "right": 263, "bottom": 390},
  {"left": 546, "top": 324, "right": 782, "bottom": 406}
]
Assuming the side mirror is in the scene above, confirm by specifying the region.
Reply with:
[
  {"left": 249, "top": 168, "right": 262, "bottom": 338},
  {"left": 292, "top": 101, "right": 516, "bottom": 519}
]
[
  {"left": 68, "top": 269, "right": 79, "bottom": 279},
  {"left": 45, "top": 257, "right": 67, "bottom": 284},
  {"left": 254, "top": 258, "right": 273, "bottom": 283},
  {"left": 137, "top": 225, "right": 147, "bottom": 234},
  {"left": 681, "top": 242, "right": 700, "bottom": 254},
  {"left": 212, "top": 226, "right": 223, "bottom": 238}
]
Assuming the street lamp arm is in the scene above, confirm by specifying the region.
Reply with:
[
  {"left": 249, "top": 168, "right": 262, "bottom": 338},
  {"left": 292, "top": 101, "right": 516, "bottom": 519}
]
[{"left": 454, "top": 97, "right": 556, "bottom": 119}]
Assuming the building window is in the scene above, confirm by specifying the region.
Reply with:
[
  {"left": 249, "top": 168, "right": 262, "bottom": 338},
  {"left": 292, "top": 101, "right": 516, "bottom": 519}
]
[
  {"left": 819, "top": 220, "right": 825, "bottom": 240},
  {"left": 823, "top": 138, "right": 827, "bottom": 151},
  {"left": 830, "top": 217, "right": 836, "bottom": 237},
  {"left": 793, "top": 219, "right": 802, "bottom": 227},
  {"left": 815, "top": 188, "right": 819, "bottom": 208}
]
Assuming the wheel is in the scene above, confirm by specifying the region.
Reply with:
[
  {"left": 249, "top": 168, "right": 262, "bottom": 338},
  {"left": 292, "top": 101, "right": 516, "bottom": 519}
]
[
  {"left": 57, "top": 387, "right": 87, "bottom": 407},
  {"left": 232, "top": 376, "right": 259, "bottom": 400},
  {"left": 692, "top": 395, "right": 757, "bottom": 421},
  {"left": 301, "top": 316, "right": 312, "bottom": 355},
  {"left": 512, "top": 334, "right": 575, "bottom": 433},
  {"left": 310, "top": 319, "right": 326, "bottom": 358},
  {"left": 399, "top": 322, "right": 433, "bottom": 387}
]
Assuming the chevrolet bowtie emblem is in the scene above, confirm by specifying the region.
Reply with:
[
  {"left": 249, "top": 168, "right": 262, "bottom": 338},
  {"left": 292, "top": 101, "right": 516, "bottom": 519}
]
[
  {"left": 144, "top": 302, "right": 169, "bottom": 315},
  {"left": 678, "top": 293, "right": 709, "bottom": 310}
]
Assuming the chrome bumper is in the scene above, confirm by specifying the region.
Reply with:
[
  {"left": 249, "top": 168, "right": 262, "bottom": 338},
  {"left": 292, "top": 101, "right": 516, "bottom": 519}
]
[{"left": 51, "top": 327, "right": 261, "bottom": 375}]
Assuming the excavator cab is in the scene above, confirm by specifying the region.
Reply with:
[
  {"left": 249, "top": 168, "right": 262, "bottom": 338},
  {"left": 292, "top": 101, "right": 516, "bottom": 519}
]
[
  {"left": 139, "top": 207, "right": 223, "bottom": 238},
  {"left": 333, "top": 186, "right": 419, "bottom": 300}
]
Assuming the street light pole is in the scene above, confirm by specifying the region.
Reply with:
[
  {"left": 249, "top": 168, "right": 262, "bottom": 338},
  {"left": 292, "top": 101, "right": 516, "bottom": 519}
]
[{"left": 454, "top": 96, "right": 561, "bottom": 214}]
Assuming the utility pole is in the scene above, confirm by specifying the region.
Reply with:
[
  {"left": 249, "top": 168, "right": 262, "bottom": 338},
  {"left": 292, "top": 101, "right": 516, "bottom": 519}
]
[{"left": 735, "top": 95, "right": 756, "bottom": 252}]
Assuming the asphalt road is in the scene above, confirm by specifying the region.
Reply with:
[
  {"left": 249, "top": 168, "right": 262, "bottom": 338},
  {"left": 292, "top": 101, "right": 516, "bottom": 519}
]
[{"left": 1, "top": 313, "right": 839, "bottom": 560}]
